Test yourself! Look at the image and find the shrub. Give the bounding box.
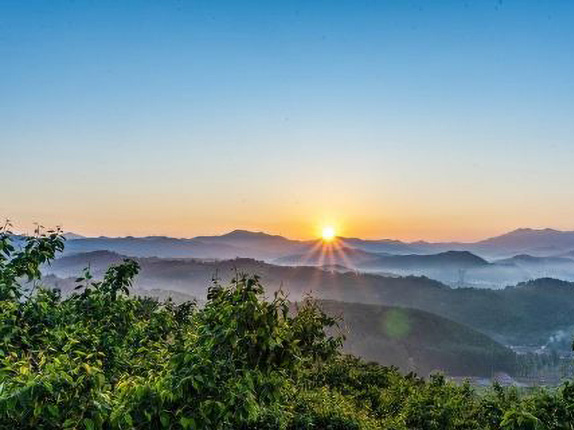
[1,230,574,429]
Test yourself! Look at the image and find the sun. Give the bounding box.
[321,225,336,242]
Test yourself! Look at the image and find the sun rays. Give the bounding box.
[295,226,356,271]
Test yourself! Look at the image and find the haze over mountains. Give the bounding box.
[60,227,574,257]
[41,248,574,378]
[42,250,574,344]
[32,226,574,379]
[51,228,574,286]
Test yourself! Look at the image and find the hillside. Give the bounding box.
[496,254,574,266]
[44,251,574,347]
[318,300,516,376]
[62,231,311,260]
[194,229,311,258]
[338,237,419,254]
[412,228,574,258]
[42,265,515,376]
[42,274,198,304]
[63,236,249,259]
[476,228,574,255]
[276,248,489,273]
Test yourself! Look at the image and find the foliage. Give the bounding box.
[46,250,574,349]
[1,230,574,429]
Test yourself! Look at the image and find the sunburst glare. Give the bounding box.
[321,226,336,242]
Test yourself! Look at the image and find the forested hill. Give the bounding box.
[317,300,516,376]
[45,251,574,346]
[40,271,518,377]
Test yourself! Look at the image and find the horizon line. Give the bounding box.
[9,226,570,245]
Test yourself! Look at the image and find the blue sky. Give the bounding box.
[2,1,574,240]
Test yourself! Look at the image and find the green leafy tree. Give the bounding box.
[2,229,574,429]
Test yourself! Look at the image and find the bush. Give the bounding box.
[1,229,574,429]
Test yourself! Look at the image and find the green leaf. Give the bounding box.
[84,418,95,430]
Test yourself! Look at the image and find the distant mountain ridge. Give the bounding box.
[50,228,574,285]
[61,227,574,258]
[496,254,574,267]
[275,249,489,272]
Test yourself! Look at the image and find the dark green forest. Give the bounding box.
[2,230,574,429]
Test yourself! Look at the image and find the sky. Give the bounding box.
[1,0,574,241]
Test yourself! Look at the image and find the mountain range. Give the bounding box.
[26,227,574,379]
[59,227,574,259]
[40,248,574,378]
[51,228,574,285]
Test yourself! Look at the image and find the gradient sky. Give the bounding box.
[2,1,574,241]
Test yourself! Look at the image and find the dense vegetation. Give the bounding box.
[2,230,574,429]
[43,253,519,377]
[45,251,574,347]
